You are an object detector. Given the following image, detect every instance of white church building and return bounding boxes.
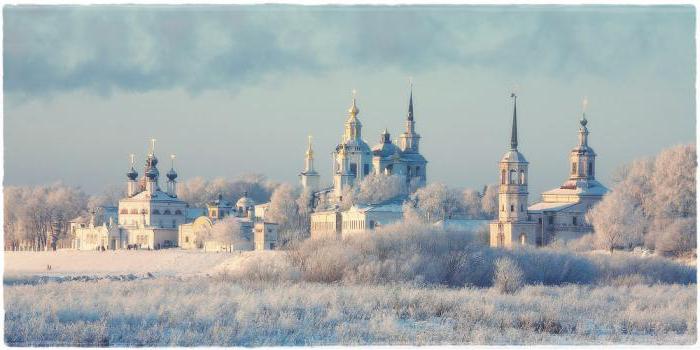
[489,95,608,248]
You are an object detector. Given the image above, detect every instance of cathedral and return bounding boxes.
[304,87,428,238]
[489,95,608,248]
[302,89,427,203]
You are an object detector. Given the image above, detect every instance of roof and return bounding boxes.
[349,199,406,214]
[400,152,427,163]
[542,179,609,197]
[124,189,185,203]
[501,149,528,163]
[372,142,400,158]
[527,202,577,212]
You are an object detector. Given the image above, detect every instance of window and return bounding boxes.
[588,162,594,176]
[172,219,176,228]
[520,204,523,212]
[350,163,358,175]
[571,162,577,174]
[369,220,375,229]
[185,236,189,243]
[538,218,542,224]
[120,208,128,214]
[572,217,577,226]
[164,209,171,215]
[416,166,420,174]
[363,164,370,176]
[130,209,138,214]
[520,233,526,245]
[501,170,506,185]
[510,205,514,212]
[152,209,161,215]
[519,170,526,185]
[175,210,183,215]
[501,205,504,212]
[548,216,554,225]
[509,170,517,184]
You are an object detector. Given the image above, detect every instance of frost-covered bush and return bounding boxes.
[493,257,524,293]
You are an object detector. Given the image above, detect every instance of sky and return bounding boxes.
[3,5,696,197]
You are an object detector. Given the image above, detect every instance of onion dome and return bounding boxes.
[236,191,255,209]
[145,166,159,180]
[166,168,178,181]
[372,129,400,158]
[127,167,138,180]
[146,155,158,167]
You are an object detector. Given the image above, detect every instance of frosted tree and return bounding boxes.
[177,174,275,207]
[587,192,644,253]
[461,189,482,219]
[206,216,247,250]
[354,174,405,205]
[412,183,462,223]
[480,184,499,219]
[588,143,696,255]
[493,257,524,294]
[267,183,305,245]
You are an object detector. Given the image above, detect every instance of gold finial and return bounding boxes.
[129,153,135,167]
[170,154,176,168]
[582,96,589,113]
[306,135,314,157]
[150,138,156,155]
[348,89,359,116]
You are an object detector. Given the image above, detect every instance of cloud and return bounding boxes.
[3,5,694,97]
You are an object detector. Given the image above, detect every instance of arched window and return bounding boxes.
[571,162,577,174]
[501,170,506,184]
[509,169,517,184]
[175,210,183,215]
[520,233,526,245]
[572,216,577,226]
[520,204,524,212]
[519,170,526,185]
[120,208,128,214]
[164,209,171,215]
[152,209,161,215]
[588,162,594,176]
[130,209,138,214]
[141,209,148,215]
[510,205,514,212]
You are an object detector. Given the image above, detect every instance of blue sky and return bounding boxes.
[4,5,695,196]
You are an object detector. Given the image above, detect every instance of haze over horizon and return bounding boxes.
[4,5,695,197]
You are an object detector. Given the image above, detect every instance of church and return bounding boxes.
[304,88,428,238]
[72,141,278,251]
[489,95,608,248]
[74,140,188,250]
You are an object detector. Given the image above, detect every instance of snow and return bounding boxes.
[4,249,242,278]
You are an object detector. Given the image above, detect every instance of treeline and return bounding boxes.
[586,144,696,256]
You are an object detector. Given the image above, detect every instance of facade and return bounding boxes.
[340,201,404,237]
[75,142,187,250]
[489,95,608,248]
[254,222,279,250]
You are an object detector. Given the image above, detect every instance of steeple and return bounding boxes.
[399,82,420,153]
[407,83,414,121]
[300,135,320,192]
[510,93,518,150]
[343,90,362,142]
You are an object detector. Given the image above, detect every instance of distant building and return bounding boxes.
[489,95,608,248]
[340,201,404,237]
[74,141,187,250]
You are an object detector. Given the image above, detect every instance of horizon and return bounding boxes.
[4,5,695,197]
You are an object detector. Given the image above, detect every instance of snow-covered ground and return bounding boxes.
[4,249,258,278]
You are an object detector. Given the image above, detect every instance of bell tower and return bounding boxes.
[498,93,530,222]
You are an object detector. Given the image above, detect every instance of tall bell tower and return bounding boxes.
[490,93,538,248]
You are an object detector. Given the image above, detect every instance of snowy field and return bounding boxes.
[4,249,250,278]
[3,247,696,345]
[4,278,696,346]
